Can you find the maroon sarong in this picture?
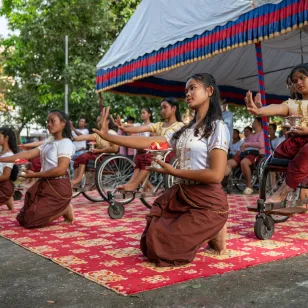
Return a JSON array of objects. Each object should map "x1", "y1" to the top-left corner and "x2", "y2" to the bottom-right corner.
[
  {"x1": 73, "y1": 152, "x2": 104, "y2": 169},
  {"x1": 16, "y1": 178, "x2": 72, "y2": 228},
  {"x1": 274, "y1": 136, "x2": 308, "y2": 189},
  {"x1": 140, "y1": 183, "x2": 229, "y2": 267},
  {"x1": 0, "y1": 179, "x2": 14, "y2": 204},
  {"x1": 134, "y1": 152, "x2": 152, "y2": 170}
]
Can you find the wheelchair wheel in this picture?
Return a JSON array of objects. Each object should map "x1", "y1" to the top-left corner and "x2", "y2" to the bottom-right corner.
[
  {"x1": 108, "y1": 203, "x2": 125, "y2": 219},
  {"x1": 95, "y1": 155, "x2": 135, "y2": 203},
  {"x1": 140, "y1": 171, "x2": 164, "y2": 209},
  {"x1": 82, "y1": 172, "x2": 104, "y2": 202},
  {"x1": 259, "y1": 166, "x2": 289, "y2": 223},
  {"x1": 254, "y1": 216, "x2": 275, "y2": 240},
  {"x1": 72, "y1": 174, "x2": 86, "y2": 199},
  {"x1": 163, "y1": 157, "x2": 179, "y2": 189}
]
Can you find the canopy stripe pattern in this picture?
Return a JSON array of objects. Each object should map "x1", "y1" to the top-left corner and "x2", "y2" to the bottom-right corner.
[{"x1": 96, "y1": 0, "x2": 308, "y2": 97}]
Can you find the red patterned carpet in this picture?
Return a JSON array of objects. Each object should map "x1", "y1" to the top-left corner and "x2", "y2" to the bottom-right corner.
[{"x1": 1, "y1": 193, "x2": 308, "y2": 295}]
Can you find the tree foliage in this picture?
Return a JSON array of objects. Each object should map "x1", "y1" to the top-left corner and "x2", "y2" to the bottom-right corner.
[
  {"x1": 0, "y1": 0, "x2": 168, "y2": 131},
  {"x1": 1, "y1": 0, "x2": 249, "y2": 133}
]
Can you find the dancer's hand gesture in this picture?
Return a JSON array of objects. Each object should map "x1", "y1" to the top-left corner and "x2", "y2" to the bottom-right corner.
[
  {"x1": 116, "y1": 115, "x2": 129, "y2": 132},
  {"x1": 93, "y1": 107, "x2": 110, "y2": 138},
  {"x1": 245, "y1": 91, "x2": 262, "y2": 115}
]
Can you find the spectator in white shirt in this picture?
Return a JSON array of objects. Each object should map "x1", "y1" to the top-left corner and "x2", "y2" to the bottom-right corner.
[
  {"x1": 269, "y1": 123, "x2": 283, "y2": 153},
  {"x1": 70, "y1": 117, "x2": 89, "y2": 159},
  {"x1": 229, "y1": 129, "x2": 242, "y2": 158}
]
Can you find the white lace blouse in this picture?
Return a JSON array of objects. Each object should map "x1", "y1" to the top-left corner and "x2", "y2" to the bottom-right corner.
[
  {"x1": 165, "y1": 120, "x2": 230, "y2": 170},
  {"x1": 38, "y1": 138, "x2": 75, "y2": 172}
]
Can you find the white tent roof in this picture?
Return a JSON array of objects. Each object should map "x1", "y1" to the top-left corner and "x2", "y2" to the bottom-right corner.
[
  {"x1": 97, "y1": 0, "x2": 308, "y2": 98},
  {"x1": 156, "y1": 30, "x2": 308, "y2": 96},
  {"x1": 97, "y1": 0, "x2": 283, "y2": 71}
]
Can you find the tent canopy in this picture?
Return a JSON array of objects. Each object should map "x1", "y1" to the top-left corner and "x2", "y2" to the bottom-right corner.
[{"x1": 97, "y1": 0, "x2": 308, "y2": 105}]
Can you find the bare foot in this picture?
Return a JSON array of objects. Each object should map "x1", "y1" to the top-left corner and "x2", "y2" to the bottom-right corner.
[
  {"x1": 206, "y1": 223, "x2": 227, "y2": 255},
  {"x1": 299, "y1": 188, "x2": 308, "y2": 209},
  {"x1": 6, "y1": 197, "x2": 14, "y2": 211},
  {"x1": 63, "y1": 204, "x2": 75, "y2": 224},
  {"x1": 117, "y1": 183, "x2": 138, "y2": 192},
  {"x1": 265, "y1": 181, "x2": 293, "y2": 204}
]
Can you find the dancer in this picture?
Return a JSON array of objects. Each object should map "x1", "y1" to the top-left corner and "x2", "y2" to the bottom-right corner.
[
  {"x1": 0, "y1": 110, "x2": 75, "y2": 228},
  {"x1": 245, "y1": 63, "x2": 308, "y2": 203},
  {"x1": 0, "y1": 127, "x2": 18, "y2": 210},
  {"x1": 116, "y1": 98, "x2": 184, "y2": 191},
  {"x1": 93, "y1": 73, "x2": 230, "y2": 267}
]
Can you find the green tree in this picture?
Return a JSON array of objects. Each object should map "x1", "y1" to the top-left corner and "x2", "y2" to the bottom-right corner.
[{"x1": 0, "y1": 0, "x2": 167, "y2": 132}]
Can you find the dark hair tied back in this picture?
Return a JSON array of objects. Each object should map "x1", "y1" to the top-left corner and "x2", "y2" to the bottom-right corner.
[
  {"x1": 290, "y1": 63, "x2": 308, "y2": 100},
  {"x1": 0, "y1": 126, "x2": 18, "y2": 154},
  {"x1": 142, "y1": 107, "x2": 154, "y2": 122},
  {"x1": 172, "y1": 73, "x2": 222, "y2": 142},
  {"x1": 160, "y1": 97, "x2": 182, "y2": 122},
  {"x1": 48, "y1": 110, "x2": 72, "y2": 139}
]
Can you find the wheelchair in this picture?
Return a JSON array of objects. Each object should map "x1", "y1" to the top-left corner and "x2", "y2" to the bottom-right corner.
[
  {"x1": 71, "y1": 153, "x2": 135, "y2": 203},
  {"x1": 105, "y1": 152, "x2": 179, "y2": 219},
  {"x1": 225, "y1": 151, "x2": 266, "y2": 194},
  {"x1": 248, "y1": 154, "x2": 308, "y2": 240}
]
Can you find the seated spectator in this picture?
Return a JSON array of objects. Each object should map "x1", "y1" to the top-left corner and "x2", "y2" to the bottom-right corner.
[
  {"x1": 243, "y1": 126, "x2": 253, "y2": 139},
  {"x1": 229, "y1": 129, "x2": 242, "y2": 158},
  {"x1": 225, "y1": 117, "x2": 264, "y2": 195},
  {"x1": 269, "y1": 123, "x2": 284, "y2": 153},
  {"x1": 71, "y1": 117, "x2": 89, "y2": 159},
  {"x1": 71, "y1": 116, "x2": 119, "y2": 187}
]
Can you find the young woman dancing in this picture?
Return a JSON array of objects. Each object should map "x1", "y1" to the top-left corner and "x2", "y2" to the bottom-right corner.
[
  {"x1": 0, "y1": 110, "x2": 75, "y2": 228},
  {"x1": 93, "y1": 73, "x2": 230, "y2": 267},
  {"x1": 245, "y1": 63, "x2": 308, "y2": 204},
  {"x1": 0, "y1": 127, "x2": 18, "y2": 210},
  {"x1": 116, "y1": 98, "x2": 184, "y2": 191}
]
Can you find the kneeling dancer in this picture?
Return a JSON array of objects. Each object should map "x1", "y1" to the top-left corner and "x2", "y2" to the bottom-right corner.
[
  {"x1": 93, "y1": 73, "x2": 230, "y2": 266},
  {"x1": 0, "y1": 110, "x2": 75, "y2": 228}
]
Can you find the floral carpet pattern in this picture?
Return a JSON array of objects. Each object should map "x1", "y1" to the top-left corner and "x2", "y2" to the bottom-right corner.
[{"x1": 1, "y1": 193, "x2": 308, "y2": 295}]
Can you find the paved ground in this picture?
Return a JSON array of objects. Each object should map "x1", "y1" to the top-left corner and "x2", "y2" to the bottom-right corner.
[{"x1": 1, "y1": 237, "x2": 308, "y2": 308}]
